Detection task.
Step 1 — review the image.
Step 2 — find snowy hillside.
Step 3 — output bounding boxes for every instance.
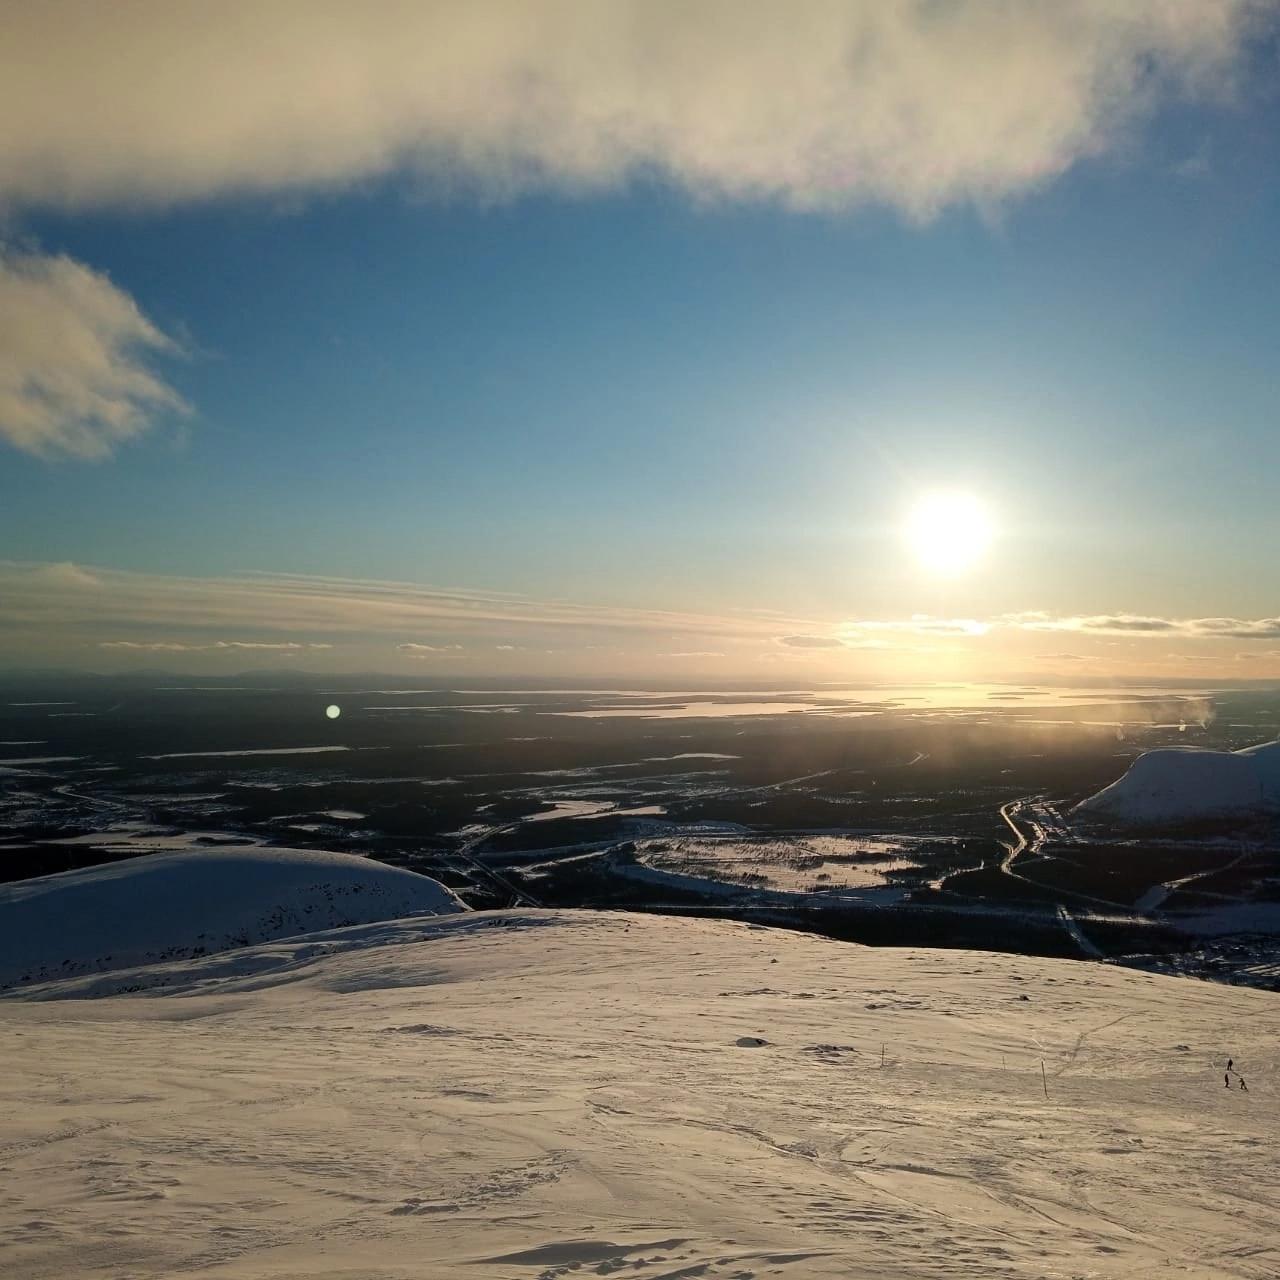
[4,909,1278,1279]
[0,846,463,990]
[1075,738,1280,827]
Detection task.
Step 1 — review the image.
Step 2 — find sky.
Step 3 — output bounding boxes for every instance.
[2,1,1280,682]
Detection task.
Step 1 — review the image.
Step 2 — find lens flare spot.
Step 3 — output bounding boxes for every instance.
[325,704,341,720]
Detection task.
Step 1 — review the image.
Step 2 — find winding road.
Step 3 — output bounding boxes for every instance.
[996,796,1108,959]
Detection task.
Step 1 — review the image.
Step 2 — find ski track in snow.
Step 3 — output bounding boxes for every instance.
[3,909,1279,1279]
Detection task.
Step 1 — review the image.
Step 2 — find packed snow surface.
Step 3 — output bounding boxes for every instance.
[1075,738,1280,826]
[0,846,463,990]
[3,909,1278,1278]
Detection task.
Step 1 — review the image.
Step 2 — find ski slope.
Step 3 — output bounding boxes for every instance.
[0,846,464,990]
[1075,739,1280,827]
[3,909,1277,1278]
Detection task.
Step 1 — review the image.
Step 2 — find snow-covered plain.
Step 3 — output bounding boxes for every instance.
[0,847,464,990]
[1076,739,1280,826]
[4,908,1278,1278]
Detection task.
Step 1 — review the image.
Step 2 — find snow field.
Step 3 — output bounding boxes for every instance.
[3,909,1278,1278]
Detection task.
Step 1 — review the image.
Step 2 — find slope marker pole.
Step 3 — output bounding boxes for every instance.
[1041,1060,1049,1099]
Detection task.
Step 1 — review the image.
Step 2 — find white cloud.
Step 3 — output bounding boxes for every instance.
[398,642,465,656]
[0,248,187,458]
[0,2,1262,217]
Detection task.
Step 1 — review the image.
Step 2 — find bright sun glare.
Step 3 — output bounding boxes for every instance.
[905,492,995,575]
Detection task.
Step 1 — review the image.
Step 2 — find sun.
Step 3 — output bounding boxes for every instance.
[905,492,995,575]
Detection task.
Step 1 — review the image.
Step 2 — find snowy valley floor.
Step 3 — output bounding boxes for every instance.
[3,910,1279,1279]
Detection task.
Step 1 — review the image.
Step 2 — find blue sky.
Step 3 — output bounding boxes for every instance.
[2,2,1279,678]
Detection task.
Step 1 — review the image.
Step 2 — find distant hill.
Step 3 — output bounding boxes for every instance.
[0,846,464,991]
[1075,739,1280,828]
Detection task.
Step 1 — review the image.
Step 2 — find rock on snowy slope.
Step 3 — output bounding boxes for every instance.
[1074,738,1280,827]
[2,909,1277,1279]
[0,846,464,990]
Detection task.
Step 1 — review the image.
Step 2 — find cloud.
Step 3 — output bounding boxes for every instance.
[1005,612,1280,639]
[12,560,1280,677]
[98,640,332,652]
[0,248,188,459]
[0,2,1262,218]
[0,561,815,642]
[778,634,846,649]
[31,560,101,589]
[1183,617,1280,639]
[850,617,991,637]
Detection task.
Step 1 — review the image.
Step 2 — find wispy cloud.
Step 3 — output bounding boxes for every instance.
[848,617,992,637]
[0,2,1261,218]
[10,560,1280,675]
[778,634,846,649]
[0,561,815,651]
[1005,612,1280,639]
[0,247,187,459]
[98,640,332,653]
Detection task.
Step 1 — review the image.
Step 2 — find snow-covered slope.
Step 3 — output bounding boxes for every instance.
[0,846,463,990]
[4,909,1277,1278]
[1075,738,1280,827]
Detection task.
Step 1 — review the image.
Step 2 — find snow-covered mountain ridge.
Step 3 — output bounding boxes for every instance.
[1075,738,1280,827]
[4,908,1277,1278]
[0,846,464,990]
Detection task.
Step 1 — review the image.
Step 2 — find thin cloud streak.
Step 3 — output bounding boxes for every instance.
[1005,612,1280,639]
[1,560,819,648]
[851,618,992,637]
[98,640,333,652]
[778,635,847,649]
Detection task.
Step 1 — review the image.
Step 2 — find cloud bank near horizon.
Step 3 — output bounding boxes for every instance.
[4,560,1280,678]
[1,1,1263,218]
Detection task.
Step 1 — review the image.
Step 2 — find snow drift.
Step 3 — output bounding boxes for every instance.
[0,846,464,990]
[1075,738,1280,827]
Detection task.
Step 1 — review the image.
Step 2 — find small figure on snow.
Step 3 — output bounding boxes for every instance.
[1225,1072,1232,1088]
[1239,1077,1248,1092]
